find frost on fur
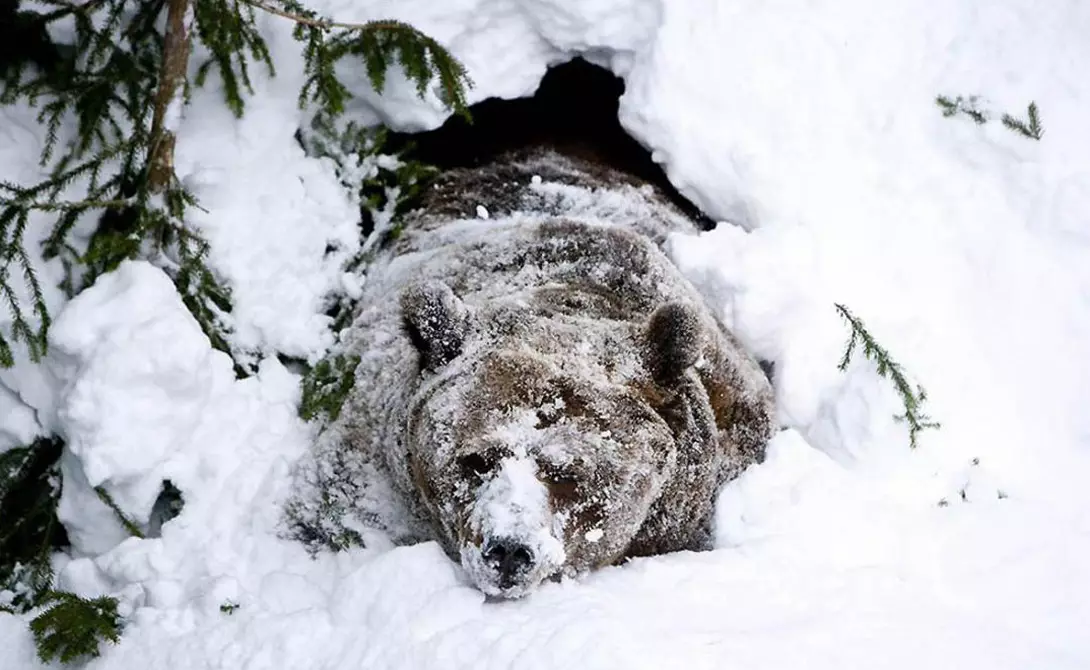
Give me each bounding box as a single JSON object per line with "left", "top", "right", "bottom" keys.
{"left": 286, "top": 149, "right": 776, "bottom": 597}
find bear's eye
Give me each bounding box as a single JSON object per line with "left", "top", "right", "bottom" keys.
{"left": 541, "top": 466, "right": 579, "bottom": 503}
{"left": 458, "top": 453, "right": 490, "bottom": 478}
{"left": 547, "top": 468, "right": 577, "bottom": 485}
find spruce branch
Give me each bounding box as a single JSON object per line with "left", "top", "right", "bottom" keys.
{"left": 299, "top": 352, "right": 360, "bottom": 423}
{"left": 1001, "top": 101, "right": 1044, "bottom": 140}
{"left": 0, "top": 437, "right": 67, "bottom": 613}
{"left": 29, "top": 591, "right": 122, "bottom": 663}
{"left": 2, "top": 0, "right": 466, "bottom": 373}
{"left": 192, "top": 0, "right": 274, "bottom": 117}
{"left": 1, "top": 197, "right": 133, "bottom": 213}
{"left": 935, "top": 94, "right": 987, "bottom": 125}
{"left": 835, "top": 304, "right": 940, "bottom": 448}
{"left": 937, "top": 94, "right": 1045, "bottom": 142}
{"left": 240, "top": 0, "right": 472, "bottom": 118}
{"left": 93, "top": 486, "right": 146, "bottom": 539}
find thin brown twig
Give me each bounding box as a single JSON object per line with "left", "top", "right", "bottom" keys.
{"left": 7, "top": 198, "right": 133, "bottom": 211}
{"left": 238, "top": 0, "right": 413, "bottom": 33}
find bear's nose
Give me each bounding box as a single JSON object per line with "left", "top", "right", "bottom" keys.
{"left": 483, "top": 538, "right": 535, "bottom": 584}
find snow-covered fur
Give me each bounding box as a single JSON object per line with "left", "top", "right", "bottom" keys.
{"left": 289, "top": 149, "right": 775, "bottom": 598}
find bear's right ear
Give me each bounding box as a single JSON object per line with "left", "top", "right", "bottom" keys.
{"left": 401, "top": 280, "right": 470, "bottom": 371}
{"left": 643, "top": 301, "right": 704, "bottom": 384}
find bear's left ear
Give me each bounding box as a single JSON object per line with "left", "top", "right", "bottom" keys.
{"left": 643, "top": 301, "right": 704, "bottom": 384}
{"left": 401, "top": 279, "right": 470, "bottom": 371}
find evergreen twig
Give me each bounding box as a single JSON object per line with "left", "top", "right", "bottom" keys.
{"left": 1001, "top": 101, "right": 1044, "bottom": 140}
{"left": 299, "top": 353, "right": 360, "bottom": 423}
{"left": 835, "top": 304, "right": 940, "bottom": 449}
{"left": 192, "top": 0, "right": 275, "bottom": 117}
{"left": 240, "top": 0, "right": 472, "bottom": 119}
{"left": 935, "top": 94, "right": 987, "bottom": 125}
{"left": 0, "top": 436, "right": 67, "bottom": 613}
{"left": 937, "top": 94, "right": 1045, "bottom": 142}
{"left": 29, "top": 591, "right": 122, "bottom": 663}
{"left": 93, "top": 486, "right": 146, "bottom": 539}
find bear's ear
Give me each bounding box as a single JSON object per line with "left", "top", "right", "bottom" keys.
{"left": 401, "top": 280, "right": 470, "bottom": 371}
{"left": 643, "top": 301, "right": 704, "bottom": 384}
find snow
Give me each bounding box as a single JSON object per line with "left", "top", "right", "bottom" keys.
{"left": 2, "top": 0, "right": 1090, "bottom": 669}
{"left": 462, "top": 456, "right": 567, "bottom": 598}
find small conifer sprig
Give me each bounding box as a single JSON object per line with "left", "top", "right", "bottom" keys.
{"left": 240, "top": 0, "right": 473, "bottom": 119}
{"left": 1001, "top": 101, "right": 1044, "bottom": 140}
{"left": 299, "top": 353, "right": 361, "bottom": 423}
{"left": 935, "top": 94, "right": 988, "bottom": 125}
{"left": 936, "top": 94, "right": 1045, "bottom": 141}
{"left": 298, "top": 111, "right": 438, "bottom": 231}
{"left": 192, "top": 0, "right": 276, "bottom": 117}
{"left": 835, "top": 304, "right": 940, "bottom": 449}
{"left": 93, "top": 486, "right": 147, "bottom": 539}
{"left": 29, "top": 591, "right": 123, "bottom": 664}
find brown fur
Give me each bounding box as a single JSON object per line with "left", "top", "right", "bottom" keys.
{"left": 291, "top": 148, "right": 776, "bottom": 597}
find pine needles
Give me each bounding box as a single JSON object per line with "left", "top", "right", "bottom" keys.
{"left": 0, "top": 0, "right": 233, "bottom": 368}
{"left": 299, "top": 353, "right": 360, "bottom": 423}
{"left": 0, "top": 436, "right": 67, "bottom": 614}
{"left": 0, "top": 1, "right": 470, "bottom": 663}
{"left": 1001, "top": 102, "right": 1044, "bottom": 140}
{"left": 241, "top": 0, "right": 473, "bottom": 119}
{"left": 192, "top": 0, "right": 276, "bottom": 117}
{"left": 0, "top": 0, "right": 471, "bottom": 369}
{"left": 935, "top": 94, "right": 1044, "bottom": 141}
{"left": 835, "top": 304, "right": 940, "bottom": 449}
{"left": 93, "top": 486, "right": 147, "bottom": 539}
{"left": 29, "top": 591, "right": 122, "bottom": 663}
{"left": 935, "top": 94, "right": 987, "bottom": 125}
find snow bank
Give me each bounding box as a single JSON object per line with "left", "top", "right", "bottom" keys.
{"left": 174, "top": 20, "right": 360, "bottom": 364}
{"left": 3, "top": 0, "right": 1090, "bottom": 668}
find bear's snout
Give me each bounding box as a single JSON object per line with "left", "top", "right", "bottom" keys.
{"left": 482, "top": 537, "right": 535, "bottom": 589}
{"left": 460, "top": 455, "right": 566, "bottom": 598}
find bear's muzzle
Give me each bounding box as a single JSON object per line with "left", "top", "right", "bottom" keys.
{"left": 461, "top": 456, "right": 566, "bottom": 598}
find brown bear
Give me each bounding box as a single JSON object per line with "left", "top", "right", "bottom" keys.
{"left": 289, "top": 149, "right": 775, "bottom": 599}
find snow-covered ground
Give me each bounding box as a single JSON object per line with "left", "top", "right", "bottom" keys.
{"left": 4, "top": 0, "right": 1090, "bottom": 668}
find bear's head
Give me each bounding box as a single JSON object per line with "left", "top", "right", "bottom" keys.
{"left": 400, "top": 280, "right": 706, "bottom": 598}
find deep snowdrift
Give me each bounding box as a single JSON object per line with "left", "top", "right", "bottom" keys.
{"left": 3, "top": 1, "right": 1090, "bottom": 668}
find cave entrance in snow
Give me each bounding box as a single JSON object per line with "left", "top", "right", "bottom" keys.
{"left": 386, "top": 57, "right": 714, "bottom": 229}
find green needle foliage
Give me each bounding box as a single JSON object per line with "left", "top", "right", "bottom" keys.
{"left": 93, "top": 486, "right": 147, "bottom": 539}
{"left": 936, "top": 94, "right": 1045, "bottom": 141}
{"left": 29, "top": 591, "right": 123, "bottom": 664}
{"left": 835, "top": 303, "right": 940, "bottom": 449}
{"left": 0, "top": 436, "right": 67, "bottom": 614}
{"left": 1001, "top": 101, "right": 1044, "bottom": 140}
{"left": 245, "top": 0, "right": 472, "bottom": 119}
{"left": 935, "top": 94, "right": 988, "bottom": 125}
{"left": 299, "top": 353, "right": 361, "bottom": 424}
{"left": 1, "top": 0, "right": 471, "bottom": 370}
{"left": 193, "top": 0, "right": 277, "bottom": 118}
{"left": 1, "top": 1, "right": 470, "bottom": 663}
{"left": 296, "top": 110, "right": 438, "bottom": 333}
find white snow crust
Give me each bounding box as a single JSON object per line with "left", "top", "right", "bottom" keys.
{"left": 3, "top": 0, "right": 1090, "bottom": 668}
{"left": 462, "top": 456, "right": 567, "bottom": 598}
